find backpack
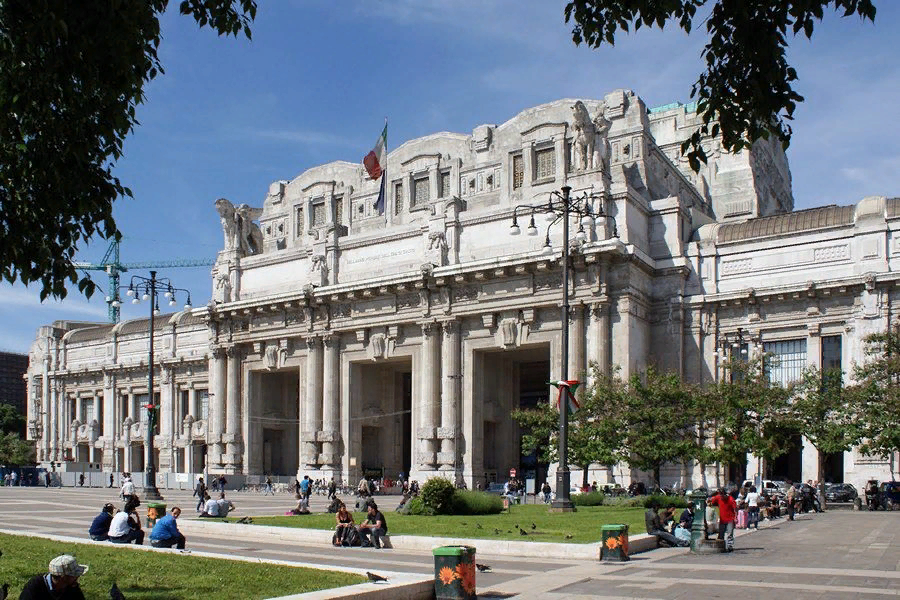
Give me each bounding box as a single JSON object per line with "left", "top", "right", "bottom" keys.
{"left": 333, "top": 527, "right": 361, "bottom": 547}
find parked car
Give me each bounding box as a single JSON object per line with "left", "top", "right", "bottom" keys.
{"left": 824, "top": 483, "right": 858, "bottom": 503}
{"left": 880, "top": 481, "right": 900, "bottom": 510}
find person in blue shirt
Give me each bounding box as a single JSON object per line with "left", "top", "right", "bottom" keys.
{"left": 300, "top": 475, "right": 311, "bottom": 500}
{"left": 149, "top": 506, "right": 186, "bottom": 549}
{"left": 88, "top": 503, "right": 116, "bottom": 541}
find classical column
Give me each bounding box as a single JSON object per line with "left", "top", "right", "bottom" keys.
{"left": 569, "top": 304, "right": 586, "bottom": 381}
{"left": 49, "top": 379, "right": 59, "bottom": 461}
{"left": 103, "top": 374, "right": 116, "bottom": 457}
{"left": 321, "top": 334, "right": 341, "bottom": 470}
{"left": 75, "top": 396, "right": 83, "bottom": 426}
{"left": 591, "top": 300, "right": 611, "bottom": 375}
{"left": 209, "top": 347, "right": 227, "bottom": 469}
{"left": 418, "top": 322, "right": 441, "bottom": 471}
{"left": 41, "top": 364, "right": 50, "bottom": 461}
{"left": 438, "top": 320, "right": 461, "bottom": 472}
{"left": 158, "top": 367, "right": 174, "bottom": 472}
{"left": 302, "top": 337, "right": 323, "bottom": 469}
{"left": 224, "top": 345, "right": 242, "bottom": 472}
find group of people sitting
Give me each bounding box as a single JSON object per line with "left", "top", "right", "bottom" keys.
{"left": 88, "top": 497, "right": 187, "bottom": 549}
{"left": 199, "top": 491, "right": 236, "bottom": 517}
{"left": 331, "top": 498, "right": 389, "bottom": 549}
{"left": 644, "top": 501, "right": 693, "bottom": 547}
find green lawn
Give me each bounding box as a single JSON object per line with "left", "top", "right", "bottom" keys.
{"left": 232, "top": 504, "right": 647, "bottom": 544}
{"left": 0, "top": 533, "right": 365, "bottom": 600}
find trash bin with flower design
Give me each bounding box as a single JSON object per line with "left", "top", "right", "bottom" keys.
{"left": 600, "top": 524, "right": 629, "bottom": 562}
{"left": 433, "top": 545, "right": 476, "bottom": 599}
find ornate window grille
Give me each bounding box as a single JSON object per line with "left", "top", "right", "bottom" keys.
{"left": 535, "top": 147, "right": 555, "bottom": 180}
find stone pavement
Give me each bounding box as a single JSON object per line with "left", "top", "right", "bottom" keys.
{"left": 3, "top": 486, "right": 900, "bottom": 599}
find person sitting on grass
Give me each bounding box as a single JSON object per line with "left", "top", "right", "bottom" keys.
{"left": 88, "top": 503, "right": 116, "bottom": 541}
{"left": 149, "top": 506, "right": 186, "bottom": 549}
{"left": 358, "top": 502, "right": 388, "bottom": 549}
{"left": 19, "top": 554, "right": 88, "bottom": 600}
{"left": 109, "top": 496, "right": 144, "bottom": 545}
{"left": 289, "top": 493, "right": 311, "bottom": 515}
{"left": 200, "top": 492, "right": 220, "bottom": 517}
{"left": 217, "top": 492, "right": 236, "bottom": 517}
{"left": 644, "top": 501, "right": 689, "bottom": 547}
{"left": 333, "top": 502, "right": 356, "bottom": 546}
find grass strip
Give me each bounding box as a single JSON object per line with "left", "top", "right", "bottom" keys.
{"left": 0, "top": 532, "right": 364, "bottom": 599}
{"left": 231, "top": 504, "right": 647, "bottom": 543}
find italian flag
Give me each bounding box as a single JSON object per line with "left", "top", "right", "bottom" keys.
{"left": 550, "top": 380, "right": 581, "bottom": 414}
{"left": 363, "top": 123, "right": 388, "bottom": 180}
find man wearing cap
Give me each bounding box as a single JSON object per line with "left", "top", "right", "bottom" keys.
{"left": 19, "top": 554, "right": 87, "bottom": 599}
{"left": 708, "top": 487, "right": 738, "bottom": 551}
{"left": 149, "top": 506, "right": 186, "bottom": 549}
{"left": 88, "top": 503, "right": 116, "bottom": 541}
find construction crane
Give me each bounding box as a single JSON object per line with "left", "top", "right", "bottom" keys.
{"left": 73, "top": 239, "right": 216, "bottom": 323}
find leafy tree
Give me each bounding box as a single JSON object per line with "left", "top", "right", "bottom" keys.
{"left": 0, "top": 431, "right": 35, "bottom": 466}
{"left": 792, "top": 367, "right": 856, "bottom": 480}
{"left": 850, "top": 323, "right": 900, "bottom": 460}
{"left": 0, "top": 0, "right": 257, "bottom": 300}
{"left": 618, "top": 367, "right": 698, "bottom": 486}
{"left": 0, "top": 404, "right": 25, "bottom": 436}
{"left": 564, "top": 1, "right": 877, "bottom": 170}
{"left": 698, "top": 356, "right": 796, "bottom": 477}
{"left": 512, "top": 365, "right": 627, "bottom": 489}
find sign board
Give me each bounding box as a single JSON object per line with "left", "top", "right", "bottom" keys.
{"left": 509, "top": 468, "right": 517, "bottom": 478}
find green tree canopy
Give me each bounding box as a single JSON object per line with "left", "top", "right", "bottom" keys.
{"left": 850, "top": 324, "right": 900, "bottom": 459}
{"left": 564, "top": 0, "right": 877, "bottom": 170}
{"left": 0, "top": 0, "right": 257, "bottom": 300}
{"left": 0, "top": 431, "right": 35, "bottom": 466}
{"left": 0, "top": 404, "right": 25, "bottom": 436}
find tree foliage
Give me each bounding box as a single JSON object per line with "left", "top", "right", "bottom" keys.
{"left": 0, "top": 0, "right": 257, "bottom": 300}
{"left": 0, "top": 431, "right": 35, "bottom": 466}
{"left": 563, "top": 0, "right": 877, "bottom": 170}
{"left": 0, "top": 404, "right": 25, "bottom": 437}
{"left": 850, "top": 324, "right": 900, "bottom": 459}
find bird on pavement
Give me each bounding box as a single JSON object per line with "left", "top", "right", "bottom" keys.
{"left": 366, "top": 572, "right": 389, "bottom": 583}
{"left": 475, "top": 563, "right": 492, "bottom": 573}
{"left": 109, "top": 582, "right": 126, "bottom": 600}
{"left": 531, "top": 522, "right": 537, "bottom": 530}
{"left": 1, "top": 582, "right": 9, "bottom": 600}
{"left": 519, "top": 529, "right": 528, "bottom": 536}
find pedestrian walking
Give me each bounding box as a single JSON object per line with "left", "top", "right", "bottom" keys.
{"left": 45, "top": 471, "right": 51, "bottom": 488}
{"left": 708, "top": 488, "right": 737, "bottom": 551}
{"left": 194, "top": 476, "right": 207, "bottom": 512}
{"left": 264, "top": 476, "right": 274, "bottom": 495}
{"left": 108, "top": 473, "right": 114, "bottom": 488}
{"left": 745, "top": 485, "right": 760, "bottom": 530}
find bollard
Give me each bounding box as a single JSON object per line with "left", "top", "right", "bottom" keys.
{"left": 600, "top": 524, "right": 629, "bottom": 562}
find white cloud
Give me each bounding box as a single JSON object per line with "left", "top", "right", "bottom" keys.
{"left": 0, "top": 285, "right": 109, "bottom": 319}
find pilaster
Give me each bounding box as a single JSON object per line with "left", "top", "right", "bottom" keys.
{"left": 418, "top": 321, "right": 441, "bottom": 471}
{"left": 209, "top": 347, "right": 227, "bottom": 469}
{"left": 439, "top": 319, "right": 461, "bottom": 473}
{"left": 321, "top": 333, "right": 342, "bottom": 468}
{"left": 224, "top": 345, "right": 243, "bottom": 472}
{"left": 302, "top": 336, "right": 323, "bottom": 469}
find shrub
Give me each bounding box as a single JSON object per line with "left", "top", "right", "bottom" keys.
{"left": 641, "top": 494, "right": 689, "bottom": 509}
{"left": 421, "top": 477, "right": 456, "bottom": 514}
{"left": 450, "top": 490, "right": 504, "bottom": 515}
{"left": 405, "top": 496, "right": 433, "bottom": 516}
{"left": 572, "top": 491, "right": 605, "bottom": 506}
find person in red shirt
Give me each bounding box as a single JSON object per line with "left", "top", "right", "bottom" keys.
{"left": 708, "top": 488, "right": 737, "bottom": 551}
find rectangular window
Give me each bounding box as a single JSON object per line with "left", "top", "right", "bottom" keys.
{"left": 440, "top": 171, "right": 451, "bottom": 198}
{"left": 512, "top": 154, "right": 524, "bottom": 189}
{"left": 822, "top": 335, "right": 842, "bottom": 373}
{"left": 137, "top": 393, "right": 149, "bottom": 424}
{"left": 312, "top": 200, "right": 326, "bottom": 226}
{"left": 413, "top": 176, "right": 429, "bottom": 207}
{"left": 763, "top": 339, "right": 807, "bottom": 387}
{"left": 394, "top": 182, "right": 404, "bottom": 215}
{"left": 334, "top": 196, "right": 343, "bottom": 226}
{"left": 535, "top": 147, "right": 555, "bottom": 180}
{"left": 197, "top": 389, "right": 209, "bottom": 422}
{"left": 84, "top": 399, "right": 93, "bottom": 425}
{"left": 295, "top": 206, "right": 304, "bottom": 237}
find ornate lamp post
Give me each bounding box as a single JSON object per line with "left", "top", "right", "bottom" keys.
{"left": 509, "top": 185, "right": 615, "bottom": 512}
{"left": 111, "top": 271, "right": 191, "bottom": 500}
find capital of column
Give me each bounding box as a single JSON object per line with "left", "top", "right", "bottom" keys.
{"left": 441, "top": 319, "right": 460, "bottom": 335}
{"left": 420, "top": 320, "right": 440, "bottom": 336}
{"left": 322, "top": 332, "right": 340, "bottom": 349}
{"left": 305, "top": 336, "right": 323, "bottom": 350}
{"left": 212, "top": 346, "right": 227, "bottom": 360}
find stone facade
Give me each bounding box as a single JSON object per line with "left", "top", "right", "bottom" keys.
{"left": 25, "top": 89, "right": 898, "bottom": 491}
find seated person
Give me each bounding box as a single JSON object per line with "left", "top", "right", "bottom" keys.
{"left": 109, "top": 497, "right": 144, "bottom": 545}
{"left": 644, "top": 502, "right": 689, "bottom": 547}
{"left": 88, "top": 503, "right": 116, "bottom": 541}
{"left": 678, "top": 504, "right": 695, "bottom": 530}
{"left": 149, "top": 506, "right": 186, "bottom": 549}
{"left": 327, "top": 496, "right": 343, "bottom": 514}
{"left": 200, "top": 493, "right": 220, "bottom": 517}
{"left": 289, "top": 494, "right": 310, "bottom": 515}
{"left": 660, "top": 504, "right": 678, "bottom": 533}
{"left": 217, "top": 492, "right": 236, "bottom": 517}
{"left": 334, "top": 502, "right": 355, "bottom": 546}
{"left": 20, "top": 554, "right": 88, "bottom": 600}
{"left": 358, "top": 502, "right": 388, "bottom": 549}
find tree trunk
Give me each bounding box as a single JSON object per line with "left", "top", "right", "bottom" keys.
{"left": 817, "top": 448, "right": 827, "bottom": 511}
{"left": 653, "top": 465, "right": 661, "bottom": 489}
{"left": 582, "top": 465, "right": 589, "bottom": 490}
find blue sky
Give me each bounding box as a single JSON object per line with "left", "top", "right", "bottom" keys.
{"left": 1, "top": 1, "right": 898, "bottom": 354}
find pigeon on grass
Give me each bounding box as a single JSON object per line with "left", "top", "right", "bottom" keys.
{"left": 109, "top": 582, "right": 126, "bottom": 600}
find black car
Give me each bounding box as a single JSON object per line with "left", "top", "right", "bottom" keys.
{"left": 824, "top": 483, "right": 858, "bottom": 503}
{"left": 880, "top": 481, "right": 900, "bottom": 510}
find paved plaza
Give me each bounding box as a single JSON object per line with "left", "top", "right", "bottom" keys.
{"left": 1, "top": 486, "right": 899, "bottom": 598}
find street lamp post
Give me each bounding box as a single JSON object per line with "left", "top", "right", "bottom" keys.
{"left": 111, "top": 270, "right": 192, "bottom": 501}
{"left": 509, "top": 185, "right": 616, "bottom": 512}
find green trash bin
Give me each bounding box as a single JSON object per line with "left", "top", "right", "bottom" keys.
{"left": 433, "top": 545, "right": 477, "bottom": 600}
{"left": 600, "top": 524, "right": 629, "bottom": 562}
{"left": 147, "top": 503, "right": 167, "bottom": 529}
